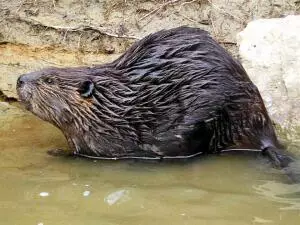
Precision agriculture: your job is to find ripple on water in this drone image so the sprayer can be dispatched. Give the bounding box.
[104,189,131,206]
[254,180,300,210]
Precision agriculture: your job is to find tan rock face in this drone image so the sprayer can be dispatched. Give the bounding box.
[0,44,119,98]
[237,15,300,140]
[1,0,298,98]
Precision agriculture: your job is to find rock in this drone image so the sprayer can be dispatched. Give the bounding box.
[104,189,130,206]
[0,0,298,98]
[1,0,297,99]
[0,44,119,99]
[237,15,300,141]
[0,102,27,129]
[0,102,24,116]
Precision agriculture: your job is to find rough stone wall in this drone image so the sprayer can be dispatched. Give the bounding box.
[1,0,299,98]
[237,15,300,141]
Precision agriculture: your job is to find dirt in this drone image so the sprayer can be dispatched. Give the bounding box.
[0,43,119,98]
[0,0,299,98]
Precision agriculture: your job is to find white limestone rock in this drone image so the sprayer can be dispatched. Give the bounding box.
[237,15,300,140]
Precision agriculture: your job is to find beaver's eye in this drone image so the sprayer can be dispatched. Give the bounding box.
[44,77,54,84]
[78,80,94,98]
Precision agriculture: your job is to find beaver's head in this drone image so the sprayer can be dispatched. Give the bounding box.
[16,67,135,156]
[16,67,98,129]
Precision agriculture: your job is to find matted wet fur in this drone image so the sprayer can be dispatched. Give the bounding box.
[17,27,294,170]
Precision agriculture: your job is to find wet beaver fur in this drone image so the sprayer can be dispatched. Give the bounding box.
[17,27,295,171]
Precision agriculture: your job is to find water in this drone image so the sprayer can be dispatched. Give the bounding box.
[1,104,300,225]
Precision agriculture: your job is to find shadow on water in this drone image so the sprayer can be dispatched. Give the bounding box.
[1,104,300,225]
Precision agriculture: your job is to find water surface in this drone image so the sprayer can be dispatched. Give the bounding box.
[1,104,300,225]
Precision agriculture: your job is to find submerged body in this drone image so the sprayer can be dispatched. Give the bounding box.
[17,27,293,167]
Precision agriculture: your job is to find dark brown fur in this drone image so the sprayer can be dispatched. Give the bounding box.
[16,27,294,170]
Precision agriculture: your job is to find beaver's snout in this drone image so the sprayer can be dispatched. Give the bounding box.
[16,75,25,89]
[16,74,35,108]
[17,73,38,89]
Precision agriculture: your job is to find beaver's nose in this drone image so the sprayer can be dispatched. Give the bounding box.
[16,75,28,88]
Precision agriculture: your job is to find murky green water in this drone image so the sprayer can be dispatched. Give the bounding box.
[1,103,300,225]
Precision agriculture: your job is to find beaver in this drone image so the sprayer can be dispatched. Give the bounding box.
[16,27,295,170]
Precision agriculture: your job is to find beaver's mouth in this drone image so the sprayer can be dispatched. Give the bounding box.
[17,88,33,111]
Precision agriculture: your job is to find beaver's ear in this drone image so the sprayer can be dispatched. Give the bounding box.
[78,80,94,98]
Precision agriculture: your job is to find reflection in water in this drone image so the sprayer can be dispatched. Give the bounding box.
[0,105,300,225]
[105,189,130,206]
[254,181,300,210]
